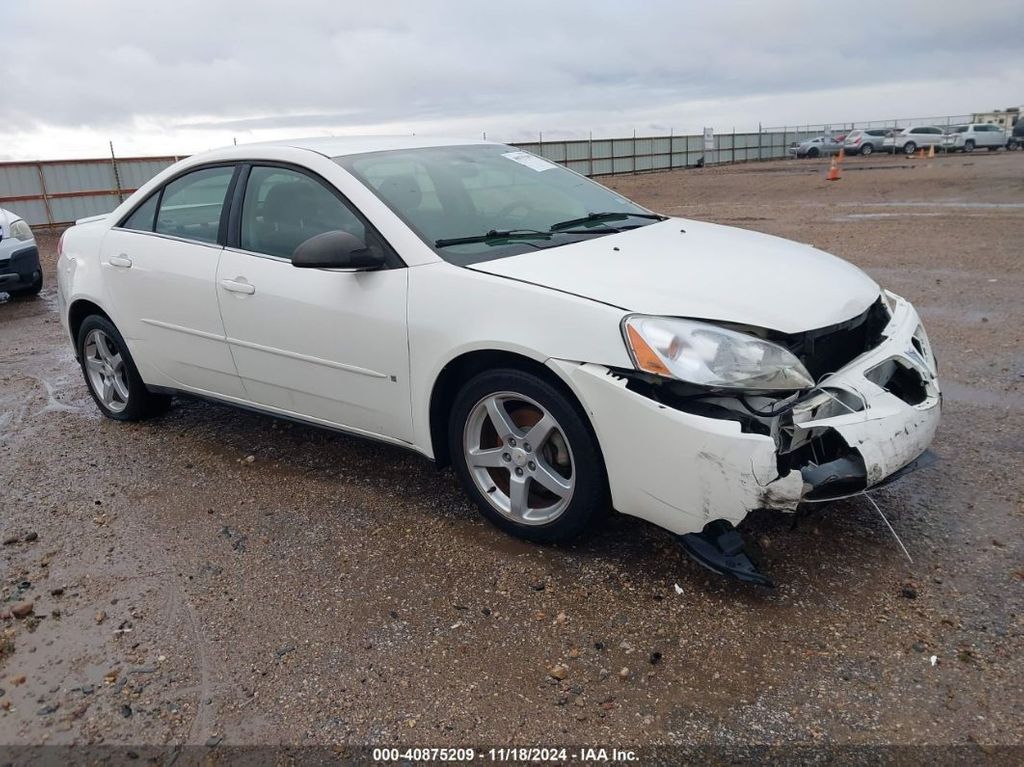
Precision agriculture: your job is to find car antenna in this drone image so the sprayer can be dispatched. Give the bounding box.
[861,492,913,563]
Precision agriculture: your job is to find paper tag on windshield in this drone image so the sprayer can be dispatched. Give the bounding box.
[502,151,557,172]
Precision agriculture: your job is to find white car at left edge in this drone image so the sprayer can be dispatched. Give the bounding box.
[56,137,940,586]
[0,207,43,297]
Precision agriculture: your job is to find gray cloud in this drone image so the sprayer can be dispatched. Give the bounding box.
[2,0,1021,158]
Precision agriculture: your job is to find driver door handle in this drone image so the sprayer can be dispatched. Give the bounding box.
[220,278,255,295]
[109,254,132,268]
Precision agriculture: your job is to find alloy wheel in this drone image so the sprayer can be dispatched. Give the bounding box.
[462,392,575,525]
[83,328,130,413]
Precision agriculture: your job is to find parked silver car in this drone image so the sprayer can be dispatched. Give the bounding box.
[787,135,843,158]
[843,128,890,156]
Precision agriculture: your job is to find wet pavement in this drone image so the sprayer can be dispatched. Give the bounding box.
[1,153,1021,749]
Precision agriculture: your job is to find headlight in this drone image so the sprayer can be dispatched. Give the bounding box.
[9,219,34,241]
[622,315,814,391]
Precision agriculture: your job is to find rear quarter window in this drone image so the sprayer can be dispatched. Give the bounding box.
[121,192,159,231]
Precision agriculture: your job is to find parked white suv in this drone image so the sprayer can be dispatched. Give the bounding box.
[882,126,945,155]
[943,123,1007,152]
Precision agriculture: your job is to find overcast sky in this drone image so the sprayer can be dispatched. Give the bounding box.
[2,0,1021,160]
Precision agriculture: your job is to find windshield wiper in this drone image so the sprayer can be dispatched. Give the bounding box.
[548,211,666,232]
[435,229,552,248]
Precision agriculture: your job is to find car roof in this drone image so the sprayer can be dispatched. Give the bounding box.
[234,135,494,158]
[175,135,501,167]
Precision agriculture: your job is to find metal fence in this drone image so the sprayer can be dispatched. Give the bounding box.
[0,113,980,228]
[0,155,179,229]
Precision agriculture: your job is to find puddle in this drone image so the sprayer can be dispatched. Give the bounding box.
[916,306,1000,323]
[37,374,84,415]
[942,381,1024,410]
[836,212,945,220]
[840,201,1024,209]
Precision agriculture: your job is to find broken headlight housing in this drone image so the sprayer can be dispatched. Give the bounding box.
[622,315,814,391]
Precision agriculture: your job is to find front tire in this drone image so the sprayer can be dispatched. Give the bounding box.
[964,140,975,153]
[448,368,609,544]
[806,147,820,158]
[860,143,874,156]
[76,315,170,421]
[903,141,917,155]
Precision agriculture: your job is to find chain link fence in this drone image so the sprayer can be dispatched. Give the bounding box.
[0,113,981,228]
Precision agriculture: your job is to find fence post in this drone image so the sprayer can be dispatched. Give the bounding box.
[109,141,124,203]
[588,131,594,177]
[758,122,762,162]
[34,163,54,228]
[632,128,637,175]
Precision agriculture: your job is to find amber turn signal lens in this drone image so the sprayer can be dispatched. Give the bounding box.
[626,324,671,376]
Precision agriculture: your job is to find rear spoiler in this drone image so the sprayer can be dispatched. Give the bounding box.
[74,213,110,226]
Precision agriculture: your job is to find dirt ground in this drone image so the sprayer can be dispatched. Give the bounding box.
[1,152,1022,753]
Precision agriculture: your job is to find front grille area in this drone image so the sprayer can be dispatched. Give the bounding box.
[10,245,39,264]
[778,298,890,381]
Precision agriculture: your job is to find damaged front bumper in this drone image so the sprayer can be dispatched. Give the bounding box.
[549,293,940,538]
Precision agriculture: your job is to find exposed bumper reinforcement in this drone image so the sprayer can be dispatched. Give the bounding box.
[678,520,773,588]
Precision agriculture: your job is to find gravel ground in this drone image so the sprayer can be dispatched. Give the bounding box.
[0,152,1021,751]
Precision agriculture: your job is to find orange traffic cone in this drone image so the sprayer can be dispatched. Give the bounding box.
[928,145,935,158]
[826,158,841,181]
[918,147,925,159]
[838,146,845,163]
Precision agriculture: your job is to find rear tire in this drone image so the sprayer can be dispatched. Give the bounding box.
[76,315,171,421]
[448,368,609,544]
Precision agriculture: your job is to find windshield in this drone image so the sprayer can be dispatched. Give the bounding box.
[336,144,658,265]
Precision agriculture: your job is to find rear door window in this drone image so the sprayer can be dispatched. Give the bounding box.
[154,166,235,245]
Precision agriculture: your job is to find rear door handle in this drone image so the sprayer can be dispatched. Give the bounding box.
[219,278,255,295]
[109,254,132,268]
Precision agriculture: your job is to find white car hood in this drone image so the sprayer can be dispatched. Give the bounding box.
[470,218,880,334]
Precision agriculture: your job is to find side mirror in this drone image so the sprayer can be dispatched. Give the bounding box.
[291,230,385,270]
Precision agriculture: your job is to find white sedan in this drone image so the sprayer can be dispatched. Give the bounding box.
[57,137,940,585]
